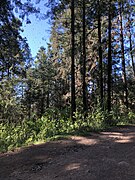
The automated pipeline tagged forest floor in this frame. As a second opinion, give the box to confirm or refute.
[1,125,135,180]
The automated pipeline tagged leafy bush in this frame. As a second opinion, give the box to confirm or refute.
[127,112,135,124]
[0,109,135,152]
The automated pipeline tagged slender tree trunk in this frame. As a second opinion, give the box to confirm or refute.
[98,0,103,109]
[59,81,62,110]
[71,0,76,122]
[7,64,10,79]
[82,0,87,115]
[46,80,49,108]
[119,3,128,109]
[40,87,45,117]
[128,17,135,77]
[46,91,49,108]
[129,33,135,77]
[107,0,112,112]
[28,82,31,120]
[21,82,24,120]
[0,53,4,80]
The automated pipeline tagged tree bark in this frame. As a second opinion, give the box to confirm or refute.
[82,0,87,115]
[71,0,76,122]
[98,0,103,110]
[46,80,49,108]
[119,3,128,109]
[107,0,112,112]
[128,17,135,77]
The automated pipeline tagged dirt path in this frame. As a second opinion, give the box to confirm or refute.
[1,125,135,180]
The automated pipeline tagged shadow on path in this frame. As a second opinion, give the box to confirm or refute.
[1,125,135,180]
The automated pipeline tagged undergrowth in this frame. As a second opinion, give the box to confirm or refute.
[0,110,135,153]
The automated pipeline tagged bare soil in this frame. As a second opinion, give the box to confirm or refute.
[1,125,135,180]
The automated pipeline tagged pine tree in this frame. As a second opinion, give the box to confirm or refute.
[107,0,112,113]
[71,0,76,121]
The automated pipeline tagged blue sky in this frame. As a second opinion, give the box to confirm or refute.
[21,0,51,57]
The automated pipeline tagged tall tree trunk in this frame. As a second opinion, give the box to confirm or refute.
[40,87,45,117]
[98,0,103,109]
[28,82,31,120]
[119,3,128,109]
[71,0,76,122]
[46,80,49,108]
[82,0,87,115]
[0,53,5,80]
[107,0,112,112]
[128,17,135,77]
[46,91,49,108]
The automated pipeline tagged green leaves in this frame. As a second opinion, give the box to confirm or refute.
[1,107,135,153]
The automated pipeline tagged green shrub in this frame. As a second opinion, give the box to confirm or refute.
[0,109,134,152]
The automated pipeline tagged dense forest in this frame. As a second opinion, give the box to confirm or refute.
[0,0,135,152]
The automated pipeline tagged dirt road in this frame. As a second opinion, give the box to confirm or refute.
[1,125,135,180]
